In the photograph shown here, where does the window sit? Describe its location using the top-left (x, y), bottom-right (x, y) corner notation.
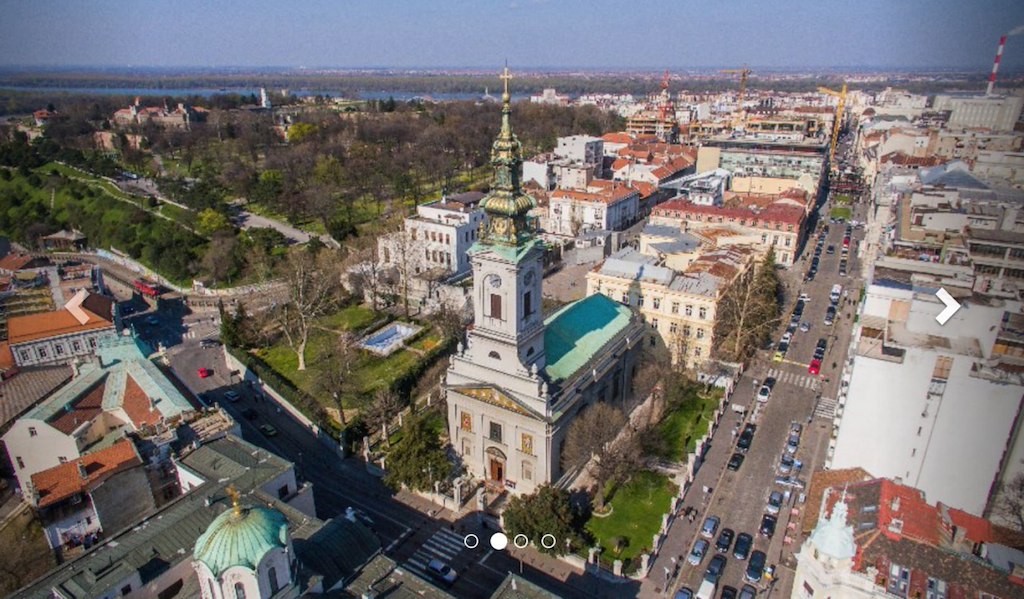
top-left (489, 422), bottom-right (503, 444)
top-left (278, 484), bottom-right (289, 499)
top-left (696, 328), bottom-right (705, 339)
top-left (489, 294), bottom-right (503, 319)
top-left (521, 433), bottom-right (534, 455)
top-left (694, 347), bottom-right (702, 356)
top-left (649, 335), bottom-right (656, 347)
top-left (651, 318), bottom-right (659, 330)
top-left (683, 325), bottom-right (691, 337)
top-left (20, 350), bottom-right (29, 361)
top-left (88, 338), bottom-right (97, 349)
top-left (121, 584), bottom-right (132, 595)
top-left (268, 566), bottom-right (280, 595)
top-left (699, 307), bottom-right (707, 319)
top-left (234, 582), bottom-right (246, 599)
top-left (37, 347), bottom-right (48, 359)
top-left (462, 437), bottom-right (472, 456)
top-left (785, 236), bottom-right (791, 247)
top-left (669, 322), bottom-right (678, 334)
top-left (653, 297), bottom-right (661, 310)
top-left (637, 294), bottom-right (644, 307)
top-left (671, 302), bottom-right (679, 314)
top-left (524, 291), bottom-right (533, 317)
top-left (523, 462), bottom-right (533, 481)
top-left (28, 427), bottom-right (37, 437)
top-left (86, 516), bottom-right (92, 525)
top-left (461, 412), bottom-right (473, 432)
top-left (488, 351), bottom-right (501, 360)
top-left (15, 457), bottom-right (24, 469)
top-left (55, 344), bottom-right (65, 356)
top-left (58, 456), bottom-right (67, 464)
top-left (685, 304), bottom-right (693, 316)
top-left (621, 292), bottom-right (629, 304)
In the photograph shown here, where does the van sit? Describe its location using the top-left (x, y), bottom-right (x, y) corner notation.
top-left (830, 284), bottom-right (842, 303)
top-left (696, 579), bottom-right (717, 599)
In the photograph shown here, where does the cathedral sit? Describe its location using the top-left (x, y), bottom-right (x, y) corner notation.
top-left (444, 69), bottom-right (645, 495)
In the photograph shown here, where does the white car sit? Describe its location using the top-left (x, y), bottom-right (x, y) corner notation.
top-left (798, 293), bottom-right (811, 302)
top-left (780, 332), bottom-right (793, 345)
top-left (799, 322), bottom-right (811, 333)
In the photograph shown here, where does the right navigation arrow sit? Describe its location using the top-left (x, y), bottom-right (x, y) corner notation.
top-left (935, 288), bottom-right (961, 325)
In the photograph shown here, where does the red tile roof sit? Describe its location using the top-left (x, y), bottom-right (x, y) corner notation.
top-left (601, 132), bottom-right (634, 145)
top-left (654, 198), bottom-right (805, 228)
top-left (0, 342), bottom-right (13, 372)
top-left (30, 439), bottom-right (140, 508)
top-left (48, 379), bottom-right (105, 434)
top-left (551, 183), bottom-right (638, 205)
top-left (121, 375), bottom-right (162, 428)
top-left (0, 253), bottom-right (46, 273)
top-left (7, 294), bottom-right (114, 345)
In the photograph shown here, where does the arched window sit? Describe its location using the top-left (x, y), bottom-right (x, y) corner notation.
top-left (268, 566), bottom-right (280, 595)
top-left (488, 351), bottom-right (501, 360)
top-left (234, 582), bottom-right (246, 599)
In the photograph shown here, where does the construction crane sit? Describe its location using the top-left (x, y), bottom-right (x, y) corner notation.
top-left (720, 67), bottom-right (753, 126)
top-left (817, 83), bottom-right (848, 170)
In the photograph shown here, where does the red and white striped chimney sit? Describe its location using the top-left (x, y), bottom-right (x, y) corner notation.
top-left (987, 35), bottom-right (1008, 96)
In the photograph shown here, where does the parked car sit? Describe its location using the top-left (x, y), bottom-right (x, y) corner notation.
top-left (798, 293), bottom-right (811, 302)
top-left (756, 377), bottom-right (775, 402)
top-left (727, 453), bottom-right (745, 471)
top-left (826, 245), bottom-right (835, 254)
top-left (745, 551), bottom-right (767, 583)
top-left (675, 588), bottom-right (694, 599)
top-left (790, 422), bottom-right (803, 435)
top-left (721, 586), bottom-right (737, 599)
top-left (824, 307), bottom-right (836, 326)
top-left (224, 390), bottom-right (240, 402)
top-left (774, 475), bottom-right (806, 489)
top-left (701, 516), bottom-right (721, 539)
top-left (780, 331), bottom-right (792, 345)
top-left (799, 322), bottom-right (811, 333)
top-left (259, 424), bottom-right (278, 437)
top-left (197, 367), bottom-right (212, 378)
top-left (759, 514), bottom-right (777, 538)
top-left (689, 538), bottom-right (711, 566)
top-left (808, 358), bottom-right (821, 375)
top-left (786, 433), bottom-right (800, 454)
top-left (773, 342), bottom-right (788, 362)
top-left (427, 559), bottom-right (458, 584)
top-left (716, 528), bottom-right (735, 553)
top-left (766, 491), bottom-right (784, 515)
top-left (778, 454), bottom-right (795, 474)
top-left (200, 338), bottom-right (220, 348)
top-left (739, 585), bottom-right (757, 599)
top-left (705, 554), bottom-right (727, 584)
top-left (733, 533), bottom-right (753, 561)
top-left (737, 429), bottom-right (755, 452)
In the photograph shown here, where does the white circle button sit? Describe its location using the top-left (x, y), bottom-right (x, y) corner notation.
top-left (490, 532), bottom-right (508, 550)
top-left (463, 534), bottom-right (479, 549)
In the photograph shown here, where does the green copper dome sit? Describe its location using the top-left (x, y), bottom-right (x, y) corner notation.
top-left (194, 503), bottom-right (289, 576)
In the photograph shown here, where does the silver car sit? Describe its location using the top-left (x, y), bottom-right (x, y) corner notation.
top-left (688, 538), bottom-right (710, 566)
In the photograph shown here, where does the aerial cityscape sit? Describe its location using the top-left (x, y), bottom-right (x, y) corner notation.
top-left (2, 1), bottom-right (1024, 598)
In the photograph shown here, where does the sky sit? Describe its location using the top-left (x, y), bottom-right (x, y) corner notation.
top-left (2, 0), bottom-right (1024, 71)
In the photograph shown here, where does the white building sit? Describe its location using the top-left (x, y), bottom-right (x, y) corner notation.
top-left (6, 289), bottom-right (117, 368)
top-left (3, 334), bottom-right (194, 495)
top-left (548, 180), bottom-right (640, 236)
top-left (555, 135), bottom-right (604, 171)
top-left (933, 93), bottom-right (1024, 132)
top-left (828, 281), bottom-right (1024, 519)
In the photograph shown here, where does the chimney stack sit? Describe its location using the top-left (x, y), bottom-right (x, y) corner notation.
top-left (987, 35), bottom-right (1008, 96)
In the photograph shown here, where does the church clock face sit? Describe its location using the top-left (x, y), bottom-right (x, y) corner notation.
top-left (493, 218), bottom-right (509, 237)
top-left (488, 275), bottom-right (502, 288)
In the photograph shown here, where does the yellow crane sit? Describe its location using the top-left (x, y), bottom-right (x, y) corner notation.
top-left (720, 68), bottom-right (753, 126)
top-left (818, 83), bottom-right (848, 169)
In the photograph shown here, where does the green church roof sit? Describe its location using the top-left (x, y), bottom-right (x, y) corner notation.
top-left (193, 504), bottom-right (288, 577)
top-left (544, 294), bottom-right (635, 383)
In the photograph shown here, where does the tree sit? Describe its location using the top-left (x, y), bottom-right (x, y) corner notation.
top-left (313, 332), bottom-right (360, 427)
top-left (561, 403), bottom-right (638, 510)
top-left (202, 231), bottom-right (241, 284)
top-left (995, 472), bottom-right (1024, 532)
top-left (502, 485), bottom-right (590, 555)
top-left (196, 207), bottom-right (232, 236)
top-left (274, 249), bottom-right (341, 370)
top-left (713, 250), bottom-right (781, 363)
top-left (364, 388), bottom-right (403, 447)
top-left (383, 413), bottom-right (451, 492)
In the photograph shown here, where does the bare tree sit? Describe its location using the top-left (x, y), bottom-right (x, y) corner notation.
top-left (381, 225), bottom-right (418, 318)
top-left (995, 472), bottom-right (1024, 532)
top-left (274, 249), bottom-right (340, 371)
top-left (561, 403), bottom-right (639, 510)
top-left (346, 245), bottom-right (387, 311)
top-left (313, 331), bottom-right (360, 427)
top-left (713, 251), bottom-right (781, 363)
top-left (364, 388), bottom-right (403, 447)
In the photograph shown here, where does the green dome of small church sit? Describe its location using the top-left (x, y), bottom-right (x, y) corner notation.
top-left (194, 490), bottom-right (289, 577)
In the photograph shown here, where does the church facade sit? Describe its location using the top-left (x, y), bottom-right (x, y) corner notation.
top-left (444, 70), bottom-right (645, 495)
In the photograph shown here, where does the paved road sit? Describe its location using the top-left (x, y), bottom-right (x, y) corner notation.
top-left (646, 163), bottom-right (870, 598)
top-left (233, 208), bottom-right (339, 248)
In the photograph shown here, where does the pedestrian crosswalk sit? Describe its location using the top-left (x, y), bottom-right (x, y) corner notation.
top-left (403, 528), bottom-right (465, 579)
top-left (813, 396), bottom-right (838, 420)
top-left (766, 368), bottom-right (820, 390)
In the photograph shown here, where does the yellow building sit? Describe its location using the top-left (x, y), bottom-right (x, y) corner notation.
top-left (586, 245), bottom-right (756, 368)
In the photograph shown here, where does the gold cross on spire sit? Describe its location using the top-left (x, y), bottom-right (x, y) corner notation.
top-left (226, 484), bottom-right (242, 516)
top-left (500, 66), bottom-right (512, 100)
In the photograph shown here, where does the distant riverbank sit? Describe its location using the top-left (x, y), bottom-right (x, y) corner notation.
top-left (0, 85), bottom-right (528, 102)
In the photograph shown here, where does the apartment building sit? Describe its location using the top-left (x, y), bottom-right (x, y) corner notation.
top-left (548, 180), bottom-right (640, 236)
top-left (6, 289), bottom-right (118, 368)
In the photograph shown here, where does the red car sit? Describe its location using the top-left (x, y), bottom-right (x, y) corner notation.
top-left (197, 367), bottom-right (212, 378)
top-left (808, 359), bottom-right (821, 375)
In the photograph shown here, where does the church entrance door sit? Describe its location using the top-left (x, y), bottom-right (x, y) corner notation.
top-left (485, 446), bottom-right (507, 483)
top-left (489, 458), bottom-right (504, 482)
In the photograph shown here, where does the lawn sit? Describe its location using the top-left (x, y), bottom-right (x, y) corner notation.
top-left (834, 193), bottom-right (853, 205)
top-left (830, 206), bottom-right (853, 220)
top-left (0, 507), bottom-right (58, 595)
top-left (652, 385), bottom-right (723, 462)
top-left (253, 305), bottom-right (436, 410)
top-left (586, 471), bottom-right (678, 570)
